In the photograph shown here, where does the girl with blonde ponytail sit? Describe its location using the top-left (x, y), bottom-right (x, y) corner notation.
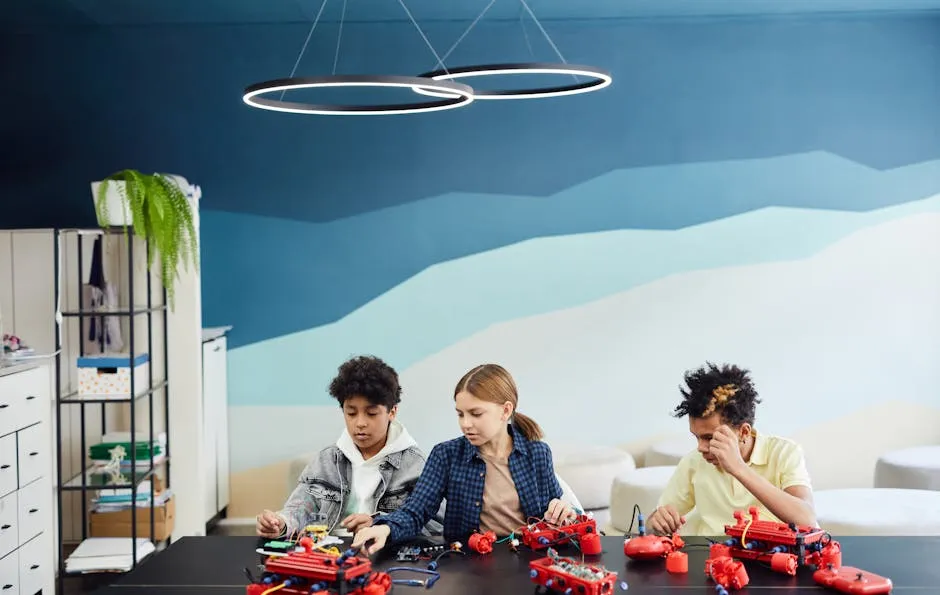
top-left (353, 364), bottom-right (575, 554)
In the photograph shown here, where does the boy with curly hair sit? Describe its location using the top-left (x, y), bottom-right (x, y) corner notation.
top-left (256, 355), bottom-right (438, 538)
top-left (648, 362), bottom-right (816, 536)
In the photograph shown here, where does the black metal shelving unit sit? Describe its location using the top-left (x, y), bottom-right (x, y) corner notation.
top-left (52, 227), bottom-right (171, 594)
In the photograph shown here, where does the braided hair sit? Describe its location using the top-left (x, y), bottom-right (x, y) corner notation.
top-left (672, 362), bottom-right (761, 427)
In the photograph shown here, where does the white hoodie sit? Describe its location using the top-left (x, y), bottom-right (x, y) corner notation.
top-left (334, 419), bottom-right (418, 534)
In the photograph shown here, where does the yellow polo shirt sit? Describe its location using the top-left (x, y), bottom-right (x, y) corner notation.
top-left (655, 431), bottom-right (812, 536)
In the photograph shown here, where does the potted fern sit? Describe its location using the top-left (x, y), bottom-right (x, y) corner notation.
top-left (91, 170), bottom-right (199, 308)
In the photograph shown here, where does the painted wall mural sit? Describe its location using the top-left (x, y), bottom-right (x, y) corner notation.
top-left (2, 10), bottom-right (939, 517)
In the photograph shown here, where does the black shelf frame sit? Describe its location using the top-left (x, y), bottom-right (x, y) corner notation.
top-left (52, 227), bottom-right (171, 593)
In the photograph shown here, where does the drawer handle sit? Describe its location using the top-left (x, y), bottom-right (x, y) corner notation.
top-left (0, 465), bottom-right (9, 470)
top-left (29, 564), bottom-right (39, 570)
top-left (3, 584), bottom-right (12, 590)
top-left (0, 524), bottom-right (9, 530)
top-left (0, 404), bottom-right (7, 409)
top-left (29, 451), bottom-right (38, 457)
top-left (28, 508), bottom-right (38, 514)
top-left (26, 395), bottom-right (36, 401)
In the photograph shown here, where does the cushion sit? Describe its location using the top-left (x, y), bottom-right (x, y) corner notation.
top-left (644, 437), bottom-right (696, 467)
top-left (814, 488), bottom-right (940, 536)
top-left (551, 443), bottom-right (637, 511)
top-left (609, 466), bottom-right (677, 533)
top-left (874, 445), bottom-right (940, 491)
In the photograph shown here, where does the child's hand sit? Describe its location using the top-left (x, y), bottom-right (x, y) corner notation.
top-left (543, 499), bottom-right (576, 525)
top-left (341, 513), bottom-right (374, 533)
top-left (256, 509), bottom-right (285, 538)
top-left (647, 505), bottom-right (685, 536)
top-left (352, 524), bottom-right (392, 555)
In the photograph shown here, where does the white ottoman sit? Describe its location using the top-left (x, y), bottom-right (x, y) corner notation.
top-left (552, 443), bottom-right (636, 515)
top-left (874, 446), bottom-right (940, 491)
top-left (609, 466), bottom-right (677, 533)
top-left (815, 488), bottom-right (940, 536)
top-left (644, 437), bottom-right (696, 467)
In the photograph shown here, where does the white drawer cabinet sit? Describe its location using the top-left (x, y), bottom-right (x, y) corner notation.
top-left (0, 364), bottom-right (53, 595)
top-left (0, 436), bottom-right (16, 498)
top-left (0, 549), bottom-right (19, 595)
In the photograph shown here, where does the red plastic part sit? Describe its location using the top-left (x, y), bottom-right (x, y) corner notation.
top-left (709, 543), bottom-right (731, 559)
top-left (519, 514), bottom-right (599, 550)
top-left (469, 530), bottom-right (497, 554)
top-left (807, 540), bottom-right (844, 570)
top-left (665, 551), bottom-right (688, 574)
top-left (624, 534), bottom-right (685, 560)
top-left (705, 556), bottom-right (750, 591)
top-left (529, 551), bottom-right (618, 595)
top-left (580, 532), bottom-right (603, 555)
top-left (769, 552), bottom-right (798, 575)
top-left (813, 565), bottom-right (893, 594)
top-left (246, 548), bottom-right (391, 595)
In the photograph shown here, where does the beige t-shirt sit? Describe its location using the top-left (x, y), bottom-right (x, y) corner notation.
top-left (478, 452), bottom-right (526, 536)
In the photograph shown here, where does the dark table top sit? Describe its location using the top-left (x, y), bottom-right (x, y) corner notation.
top-left (95, 535), bottom-right (940, 594)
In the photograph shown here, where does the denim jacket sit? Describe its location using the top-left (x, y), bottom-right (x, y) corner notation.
top-left (277, 431), bottom-right (442, 536)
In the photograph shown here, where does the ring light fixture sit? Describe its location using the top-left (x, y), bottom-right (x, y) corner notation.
top-left (243, 75), bottom-right (475, 116)
top-left (244, 0), bottom-right (611, 115)
top-left (412, 62), bottom-right (612, 100)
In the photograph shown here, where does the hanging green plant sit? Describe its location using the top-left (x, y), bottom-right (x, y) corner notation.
top-left (93, 169), bottom-right (199, 309)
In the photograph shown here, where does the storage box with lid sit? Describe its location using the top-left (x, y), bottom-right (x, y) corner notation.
top-left (77, 353), bottom-right (150, 398)
top-left (90, 494), bottom-right (175, 541)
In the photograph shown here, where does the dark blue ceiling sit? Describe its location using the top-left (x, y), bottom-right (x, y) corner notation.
top-left (5, 0), bottom-right (940, 31)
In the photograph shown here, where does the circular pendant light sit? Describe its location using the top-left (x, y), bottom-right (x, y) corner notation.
top-left (412, 62), bottom-right (612, 100)
top-left (243, 74), bottom-right (475, 115)
top-left (243, 0), bottom-right (477, 116)
top-left (408, 0), bottom-right (612, 103)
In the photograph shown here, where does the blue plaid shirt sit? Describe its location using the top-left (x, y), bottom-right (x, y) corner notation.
top-left (373, 424), bottom-right (563, 543)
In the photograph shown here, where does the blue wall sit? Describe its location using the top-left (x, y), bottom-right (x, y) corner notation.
top-left (2, 14), bottom-right (939, 352)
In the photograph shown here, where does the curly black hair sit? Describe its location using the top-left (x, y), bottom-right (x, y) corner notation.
top-left (672, 362), bottom-right (762, 427)
top-left (328, 355), bottom-right (402, 410)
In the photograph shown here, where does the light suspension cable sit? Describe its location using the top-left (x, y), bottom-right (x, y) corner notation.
top-left (412, 0), bottom-right (612, 101)
top-left (243, 0), bottom-right (476, 116)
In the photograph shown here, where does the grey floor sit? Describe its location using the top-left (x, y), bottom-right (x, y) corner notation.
top-left (61, 521), bottom-right (254, 594)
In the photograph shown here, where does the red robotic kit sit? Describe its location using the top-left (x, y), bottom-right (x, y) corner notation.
top-left (706, 506), bottom-right (891, 593)
top-left (246, 539), bottom-right (391, 595)
top-left (529, 548), bottom-right (628, 595)
top-left (520, 514), bottom-right (601, 551)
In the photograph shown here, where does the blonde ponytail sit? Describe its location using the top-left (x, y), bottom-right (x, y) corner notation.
top-left (511, 411), bottom-right (544, 441)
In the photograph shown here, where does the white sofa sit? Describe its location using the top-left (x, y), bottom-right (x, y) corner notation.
top-left (550, 443), bottom-right (637, 530)
top-left (873, 445), bottom-right (940, 491)
top-left (643, 437), bottom-right (695, 467)
top-left (607, 466), bottom-right (677, 535)
top-left (814, 488), bottom-right (940, 536)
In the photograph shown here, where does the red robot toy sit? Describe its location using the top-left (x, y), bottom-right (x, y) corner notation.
top-left (623, 511), bottom-right (686, 563)
top-left (718, 506), bottom-right (842, 575)
top-left (246, 540), bottom-right (391, 595)
top-left (529, 548), bottom-right (628, 595)
top-left (520, 514), bottom-right (600, 552)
